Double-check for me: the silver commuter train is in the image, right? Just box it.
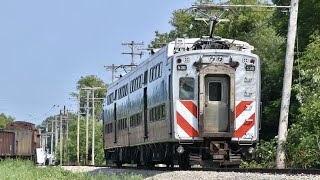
[103,36,261,168]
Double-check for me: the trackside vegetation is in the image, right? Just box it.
[0,159,143,180]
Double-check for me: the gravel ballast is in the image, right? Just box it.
[62,166,320,180]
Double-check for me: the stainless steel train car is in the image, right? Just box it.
[103,36,261,168]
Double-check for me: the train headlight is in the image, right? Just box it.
[248,147,255,154]
[177,145,185,154]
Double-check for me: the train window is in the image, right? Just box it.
[144,70,148,84]
[154,66,158,80]
[158,62,162,78]
[106,123,113,133]
[161,104,166,119]
[138,75,142,88]
[135,78,138,90]
[130,112,142,127]
[156,106,160,120]
[149,109,153,122]
[179,78,195,100]
[149,68,153,82]
[124,118,127,129]
[208,82,222,101]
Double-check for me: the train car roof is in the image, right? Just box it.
[107,37,254,91]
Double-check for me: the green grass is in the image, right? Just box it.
[0,159,143,180]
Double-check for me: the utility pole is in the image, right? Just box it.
[59,110,63,165]
[276,0,299,169]
[122,41,144,69]
[104,64,119,83]
[55,116,58,157]
[104,64,138,83]
[50,118,54,165]
[65,109,69,164]
[51,118,54,155]
[76,94,80,165]
[92,89,95,166]
[45,122,48,150]
[80,87,105,165]
[85,90,90,165]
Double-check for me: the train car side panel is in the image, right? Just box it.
[0,130,15,157]
[14,130,33,156]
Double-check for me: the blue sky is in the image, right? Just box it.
[0,0,206,124]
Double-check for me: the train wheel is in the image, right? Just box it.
[178,153,190,169]
[166,162,174,168]
[146,162,155,169]
[115,161,122,168]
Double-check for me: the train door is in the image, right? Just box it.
[114,103,117,143]
[199,64,235,137]
[143,87,148,139]
[204,76,229,132]
[168,74,173,136]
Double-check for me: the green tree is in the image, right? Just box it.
[273,0,320,50]
[72,75,108,118]
[0,113,14,128]
[56,115,104,165]
[54,75,108,165]
[285,35,320,168]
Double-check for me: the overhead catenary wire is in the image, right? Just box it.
[232,9,283,42]
[28,105,58,123]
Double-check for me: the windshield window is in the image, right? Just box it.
[179,78,194,100]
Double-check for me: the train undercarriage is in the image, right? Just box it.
[105,139,255,168]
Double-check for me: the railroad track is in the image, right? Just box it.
[62,164,320,175]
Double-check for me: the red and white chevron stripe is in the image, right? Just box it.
[176,100,199,138]
[234,101,256,139]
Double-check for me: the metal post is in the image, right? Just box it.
[59,110,63,165]
[51,119,54,155]
[50,118,54,165]
[131,41,135,68]
[112,64,115,83]
[85,90,90,165]
[276,0,299,169]
[77,94,80,165]
[55,116,58,156]
[92,89,95,165]
[66,112,69,163]
[45,122,48,150]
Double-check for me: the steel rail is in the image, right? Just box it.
[62,164,320,175]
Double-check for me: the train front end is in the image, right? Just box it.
[170,37,260,166]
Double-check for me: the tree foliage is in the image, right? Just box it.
[72,75,108,118]
[56,115,105,165]
[0,113,14,128]
[273,0,320,50]
[51,75,107,165]
[285,35,320,168]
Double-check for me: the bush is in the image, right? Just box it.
[240,138,277,168]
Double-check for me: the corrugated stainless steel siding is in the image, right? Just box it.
[0,130,15,156]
